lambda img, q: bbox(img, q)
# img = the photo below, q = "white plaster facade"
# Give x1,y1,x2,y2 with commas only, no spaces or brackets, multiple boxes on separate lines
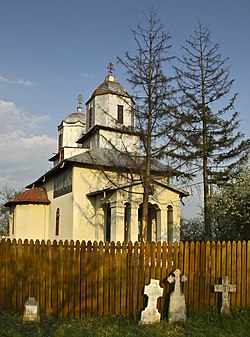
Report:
6,67,188,242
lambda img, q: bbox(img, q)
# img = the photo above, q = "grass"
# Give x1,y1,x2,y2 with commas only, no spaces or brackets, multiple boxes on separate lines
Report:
0,308,249,337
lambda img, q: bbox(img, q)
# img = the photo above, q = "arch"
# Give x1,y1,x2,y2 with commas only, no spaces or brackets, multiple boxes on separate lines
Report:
103,203,111,242
55,208,60,236
138,203,159,242
124,202,131,242
167,205,174,241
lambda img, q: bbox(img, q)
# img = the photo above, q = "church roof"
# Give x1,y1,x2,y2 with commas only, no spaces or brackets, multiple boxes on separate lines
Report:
90,75,130,99
5,187,51,206
86,179,189,198
86,64,133,104
67,147,172,175
64,111,85,124
27,147,177,188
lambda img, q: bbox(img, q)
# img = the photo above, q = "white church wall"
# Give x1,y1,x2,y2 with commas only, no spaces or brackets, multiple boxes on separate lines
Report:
62,123,84,148
92,94,133,129
72,167,104,241
98,129,140,152
11,204,48,241
48,192,74,241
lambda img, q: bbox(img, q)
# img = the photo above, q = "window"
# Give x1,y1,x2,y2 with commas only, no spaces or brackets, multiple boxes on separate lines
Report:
89,108,92,128
55,208,60,236
117,105,124,124
58,133,63,151
54,168,72,198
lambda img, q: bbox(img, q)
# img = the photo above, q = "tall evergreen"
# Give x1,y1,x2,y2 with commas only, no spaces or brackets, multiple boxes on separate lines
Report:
174,23,250,240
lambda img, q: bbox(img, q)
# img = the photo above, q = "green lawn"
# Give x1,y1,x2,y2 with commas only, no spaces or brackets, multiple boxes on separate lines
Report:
0,308,249,336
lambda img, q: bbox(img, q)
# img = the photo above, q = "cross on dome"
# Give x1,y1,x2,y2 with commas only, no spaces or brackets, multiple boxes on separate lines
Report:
107,62,114,75
77,94,83,108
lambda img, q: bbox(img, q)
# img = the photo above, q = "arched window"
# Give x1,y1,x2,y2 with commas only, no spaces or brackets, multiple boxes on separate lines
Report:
167,205,174,241
55,208,60,236
124,203,131,242
104,204,111,242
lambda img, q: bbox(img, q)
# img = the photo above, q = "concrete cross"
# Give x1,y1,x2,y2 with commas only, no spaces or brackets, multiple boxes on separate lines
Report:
144,278,164,309
167,269,187,295
139,279,163,324
167,269,187,324
214,276,236,313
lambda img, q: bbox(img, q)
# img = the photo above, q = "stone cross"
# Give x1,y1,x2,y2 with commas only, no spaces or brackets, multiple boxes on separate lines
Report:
167,269,187,323
214,276,236,313
139,279,164,324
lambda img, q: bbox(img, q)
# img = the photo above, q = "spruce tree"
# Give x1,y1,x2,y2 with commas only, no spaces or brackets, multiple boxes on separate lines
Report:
174,23,250,240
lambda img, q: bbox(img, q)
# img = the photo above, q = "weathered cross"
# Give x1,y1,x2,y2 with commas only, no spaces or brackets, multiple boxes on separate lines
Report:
139,279,163,324
167,268,187,295
144,278,163,309
167,269,187,324
214,276,236,313
77,93,83,107
107,61,114,74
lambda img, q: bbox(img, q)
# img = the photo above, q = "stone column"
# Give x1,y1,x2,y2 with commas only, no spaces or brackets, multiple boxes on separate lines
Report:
95,206,104,242
110,201,125,242
129,205,139,242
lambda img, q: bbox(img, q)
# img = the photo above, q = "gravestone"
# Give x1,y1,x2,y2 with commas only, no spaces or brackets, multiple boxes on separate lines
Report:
214,276,236,313
23,297,40,323
167,269,187,324
139,279,164,324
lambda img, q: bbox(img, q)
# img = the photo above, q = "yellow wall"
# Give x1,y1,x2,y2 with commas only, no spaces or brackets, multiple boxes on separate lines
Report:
10,204,48,241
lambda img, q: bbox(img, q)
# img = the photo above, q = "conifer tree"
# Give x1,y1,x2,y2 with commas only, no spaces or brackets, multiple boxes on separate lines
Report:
174,23,250,240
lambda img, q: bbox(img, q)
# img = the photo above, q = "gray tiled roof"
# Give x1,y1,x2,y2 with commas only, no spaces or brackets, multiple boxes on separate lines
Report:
67,147,171,174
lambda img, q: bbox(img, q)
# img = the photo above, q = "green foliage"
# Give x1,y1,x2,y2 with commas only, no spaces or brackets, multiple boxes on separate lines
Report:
0,309,250,337
181,162,250,241
210,163,250,240
180,216,205,241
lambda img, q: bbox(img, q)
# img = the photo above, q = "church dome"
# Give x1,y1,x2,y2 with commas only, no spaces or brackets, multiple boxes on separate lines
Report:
91,75,130,98
64,111,85,124
90,63,131,100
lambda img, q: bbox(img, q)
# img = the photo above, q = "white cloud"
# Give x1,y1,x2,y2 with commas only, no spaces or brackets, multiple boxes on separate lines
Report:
15,79,34,87
0,101,50,133
0,73,33,87
0,100,56,189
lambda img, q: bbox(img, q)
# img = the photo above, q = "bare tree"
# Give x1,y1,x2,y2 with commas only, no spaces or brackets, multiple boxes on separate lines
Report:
173,23,250,240
118,8,181,241
0,186,20,236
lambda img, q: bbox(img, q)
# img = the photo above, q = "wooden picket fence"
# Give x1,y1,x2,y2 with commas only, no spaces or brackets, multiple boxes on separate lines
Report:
0,239,250,318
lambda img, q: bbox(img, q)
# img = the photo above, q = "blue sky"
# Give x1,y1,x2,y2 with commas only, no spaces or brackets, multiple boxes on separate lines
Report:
0,0,249,216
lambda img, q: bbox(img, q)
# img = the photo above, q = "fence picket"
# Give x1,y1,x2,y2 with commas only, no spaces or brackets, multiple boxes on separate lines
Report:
11,239,17,308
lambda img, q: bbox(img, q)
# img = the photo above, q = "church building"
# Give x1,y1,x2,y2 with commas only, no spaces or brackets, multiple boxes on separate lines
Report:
6,65,188,242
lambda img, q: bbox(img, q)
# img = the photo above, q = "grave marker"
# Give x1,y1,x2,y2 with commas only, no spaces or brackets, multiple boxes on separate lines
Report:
214,276,236,313
139,279,163,324
167,269,187,323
